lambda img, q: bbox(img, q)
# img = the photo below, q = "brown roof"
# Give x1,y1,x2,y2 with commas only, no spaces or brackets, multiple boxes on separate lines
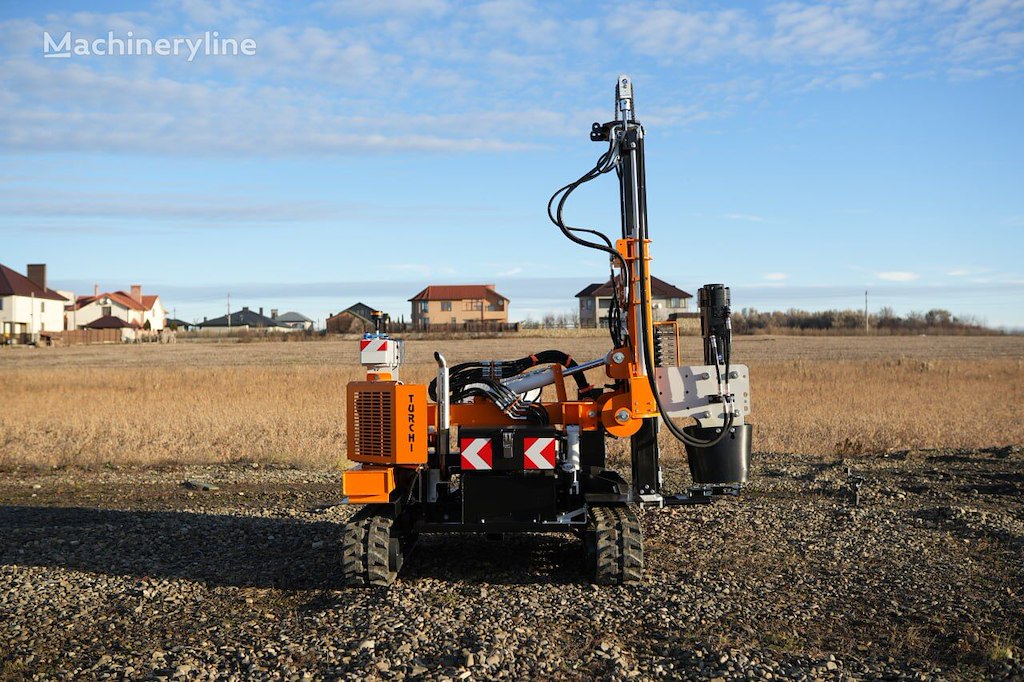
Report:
0,264,68,301
575,276,692,299
68,290,159,312
85,315,131,329
409,284,509,302
576,282,604,297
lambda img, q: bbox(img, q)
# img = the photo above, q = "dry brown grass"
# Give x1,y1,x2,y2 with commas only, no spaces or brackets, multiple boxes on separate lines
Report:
1,335,1021,469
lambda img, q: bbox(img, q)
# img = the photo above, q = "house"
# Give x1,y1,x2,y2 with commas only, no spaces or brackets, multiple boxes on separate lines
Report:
409,284,509,329
196,307,289,333
0,263,69,343
165,318,193,331
67,284,167,332
575,276,692,328
273,311,314,331
326,302,377,334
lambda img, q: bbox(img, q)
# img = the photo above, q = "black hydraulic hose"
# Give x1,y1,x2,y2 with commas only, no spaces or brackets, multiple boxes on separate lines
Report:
428,350,601,410
638,253,733,448
547,133,631,349
630,159,734,448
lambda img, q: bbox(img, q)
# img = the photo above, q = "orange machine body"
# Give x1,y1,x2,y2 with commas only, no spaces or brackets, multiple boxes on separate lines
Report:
346,381,428,466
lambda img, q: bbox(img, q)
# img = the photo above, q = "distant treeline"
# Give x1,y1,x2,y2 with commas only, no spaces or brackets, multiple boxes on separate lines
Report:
732,307,999,335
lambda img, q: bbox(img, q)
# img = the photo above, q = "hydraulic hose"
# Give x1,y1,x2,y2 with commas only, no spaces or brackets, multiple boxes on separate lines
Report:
628,136,735,449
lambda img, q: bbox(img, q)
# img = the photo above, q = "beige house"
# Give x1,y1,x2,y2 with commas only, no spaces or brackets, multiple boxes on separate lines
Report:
576,276,692,328
409,284,509,329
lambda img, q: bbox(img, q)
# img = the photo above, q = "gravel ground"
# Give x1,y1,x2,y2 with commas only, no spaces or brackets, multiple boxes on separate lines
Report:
1,449,1022,681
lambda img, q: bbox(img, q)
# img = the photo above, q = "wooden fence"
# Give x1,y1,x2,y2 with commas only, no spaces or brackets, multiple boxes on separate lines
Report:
52,329,123,346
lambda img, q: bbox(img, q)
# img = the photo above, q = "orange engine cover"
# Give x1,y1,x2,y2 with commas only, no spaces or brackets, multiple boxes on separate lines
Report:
347,381,428,465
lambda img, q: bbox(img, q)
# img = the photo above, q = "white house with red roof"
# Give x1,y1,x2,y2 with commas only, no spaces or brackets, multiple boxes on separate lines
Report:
66,284,167,332
0,263,69,342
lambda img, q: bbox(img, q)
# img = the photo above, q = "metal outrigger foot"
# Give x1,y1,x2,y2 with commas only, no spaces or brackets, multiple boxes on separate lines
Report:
662,485,742,506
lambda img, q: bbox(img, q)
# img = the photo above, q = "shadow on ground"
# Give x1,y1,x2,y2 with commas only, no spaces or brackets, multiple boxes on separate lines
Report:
0,505,587,588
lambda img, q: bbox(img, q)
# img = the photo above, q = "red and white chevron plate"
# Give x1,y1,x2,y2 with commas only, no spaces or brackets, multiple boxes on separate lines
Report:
460,437,493,470
523,437,557,470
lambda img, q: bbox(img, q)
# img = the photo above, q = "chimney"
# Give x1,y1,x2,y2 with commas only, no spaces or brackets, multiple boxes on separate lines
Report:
27,264,46,290
94,283,99,297
130,285,142,303
242,306,249,312
271,308,278,319
259,307,264,317
485,283,495,290
203,316,208,322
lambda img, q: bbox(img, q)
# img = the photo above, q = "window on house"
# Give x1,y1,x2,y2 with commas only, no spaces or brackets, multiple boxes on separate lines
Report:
670,297,681,308
465,300,482,311
441,301,452,311
598,299,611,309
419,301,428,313
1,298,5,310
41,302,45,312
102,306,112,317
488,302,503,312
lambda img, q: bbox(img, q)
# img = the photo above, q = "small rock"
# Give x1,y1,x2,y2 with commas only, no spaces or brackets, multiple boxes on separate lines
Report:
182,480,218,491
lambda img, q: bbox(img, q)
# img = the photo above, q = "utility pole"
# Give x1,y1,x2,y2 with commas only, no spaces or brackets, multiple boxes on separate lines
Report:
865,290,869,335
227,292,231,330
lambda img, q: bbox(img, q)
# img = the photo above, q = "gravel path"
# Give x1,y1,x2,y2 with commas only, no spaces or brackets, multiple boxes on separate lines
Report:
1,449,1022,680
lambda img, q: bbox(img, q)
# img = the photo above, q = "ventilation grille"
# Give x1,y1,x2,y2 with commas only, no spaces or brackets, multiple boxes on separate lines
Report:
352,389,392,458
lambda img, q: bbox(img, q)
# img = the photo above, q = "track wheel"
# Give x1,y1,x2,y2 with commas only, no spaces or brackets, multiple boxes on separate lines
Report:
585,506,644,585
341,506,403,586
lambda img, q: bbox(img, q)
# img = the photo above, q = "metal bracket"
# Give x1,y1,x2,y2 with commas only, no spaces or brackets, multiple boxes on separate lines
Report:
551,507,588,524
662,485,741,506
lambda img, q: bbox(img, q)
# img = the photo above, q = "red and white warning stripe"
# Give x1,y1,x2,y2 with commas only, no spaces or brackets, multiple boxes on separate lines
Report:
359,338,389,352
460,437,493,470
523,437,557,470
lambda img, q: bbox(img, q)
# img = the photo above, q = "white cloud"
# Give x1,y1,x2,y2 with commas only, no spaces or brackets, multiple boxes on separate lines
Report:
876,271,920,281
763,272,789,280
314,0,450,18
1,0,1022,159
945,267,993,277
767,3,875,59
721,212,768,222
606,7,757,61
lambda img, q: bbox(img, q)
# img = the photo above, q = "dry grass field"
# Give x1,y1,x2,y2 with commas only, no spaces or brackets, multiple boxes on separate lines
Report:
1,334,1022,469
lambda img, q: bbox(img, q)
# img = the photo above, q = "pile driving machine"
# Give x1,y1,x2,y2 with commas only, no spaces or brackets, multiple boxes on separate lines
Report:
340,76,753,585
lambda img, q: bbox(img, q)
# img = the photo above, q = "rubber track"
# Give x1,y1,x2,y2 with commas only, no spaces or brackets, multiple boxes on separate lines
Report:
341,507,397,587
589,506,644,585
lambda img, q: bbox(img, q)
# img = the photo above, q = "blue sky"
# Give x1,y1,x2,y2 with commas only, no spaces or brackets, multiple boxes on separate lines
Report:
1,0,1022,328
